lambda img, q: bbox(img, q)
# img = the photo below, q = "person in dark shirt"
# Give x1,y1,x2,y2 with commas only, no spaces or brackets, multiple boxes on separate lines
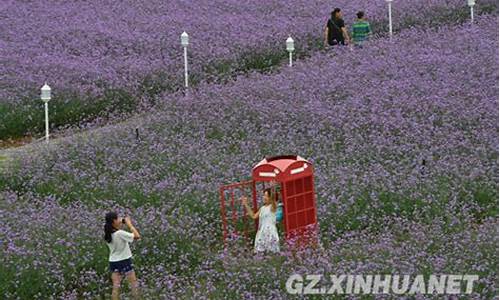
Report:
324,8,350,47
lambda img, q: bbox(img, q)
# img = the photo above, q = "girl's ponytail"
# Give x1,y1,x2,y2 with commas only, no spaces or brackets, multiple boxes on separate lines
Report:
104,212,118,243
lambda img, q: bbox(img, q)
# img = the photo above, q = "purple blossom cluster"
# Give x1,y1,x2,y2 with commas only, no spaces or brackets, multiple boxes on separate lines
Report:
0,11,498,300
0,0,493,104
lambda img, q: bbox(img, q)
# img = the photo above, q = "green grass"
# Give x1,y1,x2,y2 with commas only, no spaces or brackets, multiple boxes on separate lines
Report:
0,220,209,299
0,87,137,139
0,4,497,297
319,176,498,238
0,155,7,166
2,2,497,141
1,178,496,299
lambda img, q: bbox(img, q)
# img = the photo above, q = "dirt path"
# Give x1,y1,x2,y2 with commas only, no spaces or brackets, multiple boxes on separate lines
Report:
0,139,43,173
0,113,148,174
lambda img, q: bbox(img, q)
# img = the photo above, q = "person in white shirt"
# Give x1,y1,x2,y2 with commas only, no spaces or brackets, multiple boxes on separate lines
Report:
104,212,141,300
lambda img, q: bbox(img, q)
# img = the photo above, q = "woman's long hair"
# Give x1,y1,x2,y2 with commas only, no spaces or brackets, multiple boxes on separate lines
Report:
104,211,118,243
264,187,278,213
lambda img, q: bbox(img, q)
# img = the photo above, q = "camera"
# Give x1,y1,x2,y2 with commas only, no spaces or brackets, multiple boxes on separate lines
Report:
122,217,126,224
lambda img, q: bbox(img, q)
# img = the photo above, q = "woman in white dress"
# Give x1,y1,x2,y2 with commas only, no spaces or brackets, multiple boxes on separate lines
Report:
241,187,280,253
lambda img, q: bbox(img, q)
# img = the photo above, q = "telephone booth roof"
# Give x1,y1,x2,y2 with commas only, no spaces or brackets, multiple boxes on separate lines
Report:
252,155,313,181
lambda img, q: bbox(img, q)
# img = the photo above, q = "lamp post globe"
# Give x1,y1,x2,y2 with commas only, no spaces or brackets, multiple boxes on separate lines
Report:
41,83,51,103
181,31,189,47
286,36,294,52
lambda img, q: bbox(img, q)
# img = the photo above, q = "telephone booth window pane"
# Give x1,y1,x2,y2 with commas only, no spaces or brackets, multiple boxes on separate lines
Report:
298,210,307,227
288,196,296,212
304,176,312,192
289,213,297,229
304,192,313,208
295,178,303,194
306,209,315,225
286,181,295,196
297,195,305,211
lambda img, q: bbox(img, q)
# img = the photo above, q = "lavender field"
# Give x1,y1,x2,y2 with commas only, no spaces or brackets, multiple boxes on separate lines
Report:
1,0,499,299
0,0,497,139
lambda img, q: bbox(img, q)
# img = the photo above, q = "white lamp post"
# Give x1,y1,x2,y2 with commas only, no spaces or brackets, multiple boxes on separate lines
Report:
386,0,393,39
40,83,51,142
286,36,295,67
468,0,475,23
181,31,189,88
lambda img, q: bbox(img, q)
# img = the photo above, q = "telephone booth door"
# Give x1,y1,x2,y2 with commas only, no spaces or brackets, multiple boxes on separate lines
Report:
282,175,318,243
219,180,256,247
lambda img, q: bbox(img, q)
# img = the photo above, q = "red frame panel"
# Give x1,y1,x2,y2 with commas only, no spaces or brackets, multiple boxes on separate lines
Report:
219,180,257,247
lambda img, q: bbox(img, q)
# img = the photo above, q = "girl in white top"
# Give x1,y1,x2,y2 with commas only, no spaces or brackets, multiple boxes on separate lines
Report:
242,187,280,253
104,212,141,300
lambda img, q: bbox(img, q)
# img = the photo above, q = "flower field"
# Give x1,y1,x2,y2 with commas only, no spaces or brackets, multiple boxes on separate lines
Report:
0,5,498,298
0,0,497,139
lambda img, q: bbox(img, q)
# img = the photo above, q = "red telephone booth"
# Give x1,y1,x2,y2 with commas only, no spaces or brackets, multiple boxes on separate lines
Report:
220,155,318,247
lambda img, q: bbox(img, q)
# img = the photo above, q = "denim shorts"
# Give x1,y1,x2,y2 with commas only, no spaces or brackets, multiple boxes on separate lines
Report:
109,258,134,274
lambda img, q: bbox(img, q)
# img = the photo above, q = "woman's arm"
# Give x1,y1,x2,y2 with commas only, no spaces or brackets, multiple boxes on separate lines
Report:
125,217,141,240
324,26,329,46
241,196,259,220
342,27,350,44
